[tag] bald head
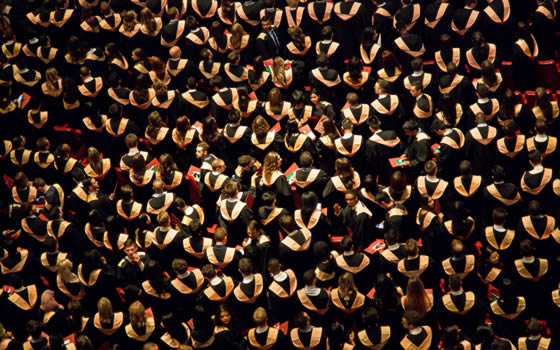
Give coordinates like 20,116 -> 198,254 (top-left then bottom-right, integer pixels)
169,46 -> 182,58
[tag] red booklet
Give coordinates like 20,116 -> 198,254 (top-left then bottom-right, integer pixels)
187,165 -> 201,182
389,156 -> 409,167
284,162 -> 298,181
299,124 -> 316,140
269,122 -> 281,133
314,115 -> 328,133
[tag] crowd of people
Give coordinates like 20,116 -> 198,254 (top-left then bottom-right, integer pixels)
0,0 -> 560,348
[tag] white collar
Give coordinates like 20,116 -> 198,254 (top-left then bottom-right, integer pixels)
416,93 -> 424,101
443,129 -> 453,136
273,271 -> 287,282
84,76 -> 94,83
343,250 -> 354,256
127,148 -> 139,156
411,70 -> 423,77
304,285 -> 321,296
477,123 -> 488,127
535,134 -> 548,142
242,275 -> 255,284
342,133 -> 353,139
219,87 -> 228,92
426,175 -> 439,183
529,165 -> 544,174
477,98 -> 490,104
378,93 -> 388,99
409,327 -> 422,335
256,326 -> 269,333
493,224 -> 505,232
210,276 -> 223,286
450,290 -> 463,296
388,243 -> 400,250
177,271 -> 190,279
522,256 -> 535,264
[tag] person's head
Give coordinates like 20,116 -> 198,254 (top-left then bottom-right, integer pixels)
424,160 -> 438,176
97,297 -> 113,322
278,215 -> 297,233
384,229 -> 399,246
519,239 -> 534,257
361,307 -> 380,328
26,320 -> 43,339
341,118 -> 353,133
492,207 -> 508,226
403,120 -> 419,137
450,239 -> 465,258
267,258 -> 282,274
440,326 -> 460,349
238,258 -> 253,276
476,83 -> 489,100
215,304 -> 233,327
502,119 -> 518,137
214,227 -> 227,244
172,258 -> 188,275
477,323 -> 495,343
222,180 -> 239,200
261,14 -> 272,31
528,150 -> 543,167
534,118 -> 547,136
375,79 -> 389,95
294,312 -> 311,329
300,192 -> 319,215
409,83 -> 423,98
211,158 -> 226,173
346,93 -> 359,108
298,151 -> 313,168
431,118 -> 447,136
157,211 -> 171,228
261,191 -> 277,207
402,310 -> 422,330
151,179 -> 164,194
411,57 -> 423,72
528,200 -> 543,216
340,236 -> 354,252
448,274 -> 462,292
129,301 -> 146,328
196,142 -> 209,159
253,307 -> 268,327
404,238 -> 418,257
491,165 -> 505,182
345,189 -> 360,208
201,264 -> 217,280
527,318 -> 542,337
123,239 -> 138,260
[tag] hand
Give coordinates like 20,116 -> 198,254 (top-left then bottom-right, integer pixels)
132,253 -> 141,263
242,240 -> 249,248
251,173 -> 258,188
333,203 -> 341,216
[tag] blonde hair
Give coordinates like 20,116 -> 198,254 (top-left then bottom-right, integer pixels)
140,8 -> 156,35
150,56 -> 166,80
45,67 -> 60,93
268,88 -> 283,114
338,272 -> 357,303
98,297 -> 113,323
57,259 -> 79,283
123,10 -> 138,32
87,147 -> 103,174
230,23 -> 246,50
404,276 -> 430,318
272,57 -> 287,87
263,152 -> 281,183
153,79 -> 167,96
129,301 -> 147,328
